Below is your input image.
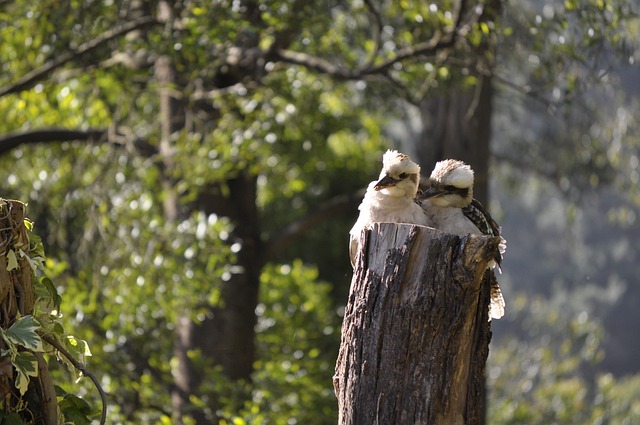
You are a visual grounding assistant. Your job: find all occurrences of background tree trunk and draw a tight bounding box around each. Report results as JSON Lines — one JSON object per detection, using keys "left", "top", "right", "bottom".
{"left": 334, "top": 223, "right": 498, "bottom": 425}
{"left": 194, "top": 174, "right": 262, "bottom": 382}
{"left": 416, "top": 75, "right": 493, "bottom": 205}
{"left": 156, "top": 0, "right": 262, "bottom": 419}
{"left": 415, "top": 0, "right": 502, "bottom": 206}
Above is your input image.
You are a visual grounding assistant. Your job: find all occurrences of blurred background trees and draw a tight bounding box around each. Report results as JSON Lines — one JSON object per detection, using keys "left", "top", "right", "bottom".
{"left": 0, "top": 0, "right": 638, "bottom": 423}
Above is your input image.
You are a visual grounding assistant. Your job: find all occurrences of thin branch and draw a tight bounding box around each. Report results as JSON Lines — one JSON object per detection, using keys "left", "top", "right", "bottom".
{"left": 0, "top": 16, "right": 160, "bottom": 98}
{"left": 272, "top": 32, "right": 453, "bottom": 80}
{"left": 271, "top": 0, "right": 478, "bottom": 80}
{"left": 492, "top": 152, "right": 569, "bottom": 196}
{"left": 490, "top": 71, "right": 570, "bottom": 112}
{"left": 39, "top": 333, "right": 107, "bottom": 425}
{"left": 362, "top": 0, "right": 383, "bottom": 71}
{"left": 263, "top": 189, "right": 365, "bottom": 263}
{"left": 191, "top": 82, "right": 249, "bottom": 101}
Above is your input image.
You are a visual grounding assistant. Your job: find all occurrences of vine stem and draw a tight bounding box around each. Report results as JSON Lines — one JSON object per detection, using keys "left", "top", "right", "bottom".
{"left": 39, "top": 332, "right": 107, "bottom": 425}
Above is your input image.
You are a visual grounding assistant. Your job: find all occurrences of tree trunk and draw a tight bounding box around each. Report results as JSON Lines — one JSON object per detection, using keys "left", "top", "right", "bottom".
{"left": 154, "top": 0, "right": 262, "bottom": 419}
{"left": 334, "top": 223, "right": 498, "bottom": 425}
{"left": 416, "top": 75, "right": 493, "bottom": 205}
{"left": 415, "top": 0, "right": 503, "bottom": 207}
{"left": 194, "top": 174, "right": 262, "bottom": 382}
{"left": 0, "top": 199, "right": 58, "bottom": 424}
{"left": 151, "top": 4, "right": 197, "bottom": 422}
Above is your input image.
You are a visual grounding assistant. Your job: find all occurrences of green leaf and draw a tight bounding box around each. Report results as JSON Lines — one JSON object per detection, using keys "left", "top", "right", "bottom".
{"left": 59, "top": 394, "right": 92, "bottom": 425}
{"left": 0, "top": 412, "right": 26, "bottom": 425}
{"left": 21, "top": 248, "right": 45, "bottom": 273}
{"left": 23, "top": 219, "right": 33, "bottom": 232}
{"left": 60, "top": 336, "right": 92, "bottom": 378}
{"left": 5, "top": 316, "right": 43, "bottom": 352}
{"left": 62, "top": 409, "right": 92, "bottom": 425}
{"left": 69, "top": 337, "right": 91, "bottom": 366}
{"left": 13, "top": 351, "right": 38, "bottom": 396}
{"left": 55, "top": 384, "right": 69, "bottom": 397}
{"left": 6, "top": 249, "right": 19, "bottom": 271}
{"left": 564, "top": 0, "right": 577, "bottom": 10}
{"left": 59, "top": 393, "right": 92, "bottom": 413}
{"left": 66, "top": 336, "right": 92, "bottom": 358}
{"left": 28, "top": 233, "right": 45, "bottom": 259}
{"left": 36, "top": 277, "right": 62, "bottom": 311}
{"left": 191, "top": 6, "right": 206, "bottom": 16}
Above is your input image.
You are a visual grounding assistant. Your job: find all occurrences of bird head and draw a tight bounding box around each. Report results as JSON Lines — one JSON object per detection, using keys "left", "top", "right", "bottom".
{"left": 420, "top": 159, "right": 474, "bottom": 208}
{"left": 373, "top": 149, "right": 421, "bottom": 198}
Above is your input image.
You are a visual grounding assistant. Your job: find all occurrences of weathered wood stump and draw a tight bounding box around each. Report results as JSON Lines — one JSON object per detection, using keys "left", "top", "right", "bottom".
{"left": 334, "top": 223, "right": 500, "bottom": 425}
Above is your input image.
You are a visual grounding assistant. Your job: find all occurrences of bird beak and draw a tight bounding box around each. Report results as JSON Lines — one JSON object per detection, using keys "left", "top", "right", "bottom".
{"left": 419, "top": 186, "right": 443, "bottom": 199}
{"left": 374, "top": 175, "right": 400, "bottom": 190}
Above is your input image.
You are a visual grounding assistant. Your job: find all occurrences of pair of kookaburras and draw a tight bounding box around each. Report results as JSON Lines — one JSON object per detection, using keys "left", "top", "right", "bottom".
{"left": 349, "top": 150, "right": 506, "bottom": 320}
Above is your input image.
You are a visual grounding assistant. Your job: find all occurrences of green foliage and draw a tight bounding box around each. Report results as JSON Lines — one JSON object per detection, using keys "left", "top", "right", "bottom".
{"left": 233, "top": 261, "right": 339, "bottom": 424}
{"left": 488, "top": 293, "right": 640, "bottom": 424}
{"left": 57, "top": 387, "right": 94, "bottom": 425}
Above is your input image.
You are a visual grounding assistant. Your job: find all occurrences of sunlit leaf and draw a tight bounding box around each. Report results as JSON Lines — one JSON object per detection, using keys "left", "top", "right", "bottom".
{"left": 6, "top": 249, "right": 19, "bottom": 271}
{"left": 66, "top": 335, "right": 92, "bottom": 359}
{"left": 13, "top": 351, "right": 38, "bottom": 396}
{"left": 5, "top": 316, "right": 43, "bottom": 352}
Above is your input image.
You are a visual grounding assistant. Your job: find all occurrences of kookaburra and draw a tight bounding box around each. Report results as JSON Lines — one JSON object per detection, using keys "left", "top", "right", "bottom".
{"left": 349, "top": 149, "right": 429, "bottom": 267}
{"left": 420, "top": 159, "right": 506, "bottom": 320}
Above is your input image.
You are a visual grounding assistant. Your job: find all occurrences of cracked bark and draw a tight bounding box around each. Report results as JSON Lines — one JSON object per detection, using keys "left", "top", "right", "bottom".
{"left": 334, "top": 223, "right": 497, "bottom": 425}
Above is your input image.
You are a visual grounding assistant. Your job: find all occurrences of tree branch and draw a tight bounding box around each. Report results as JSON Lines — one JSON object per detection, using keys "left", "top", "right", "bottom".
{"left": 272, "top": 32, "right": 455, "bottom": 80}
{"left": 0, "top": 128, "right": 158, "bottom": 157}
{"left": 271, "top": 0, "right": 476, "bottom": 80}
{"left": 263, "top": 189, "right": 365, "bottom": 263}
{"left": 0, "top": 129, "right": 106, "bottom": 155}
{"left": 0, "top": 16, "right": 160, "bottom": 98}
{"left": 39, "top": 333, "right": 107, "bottom": 425}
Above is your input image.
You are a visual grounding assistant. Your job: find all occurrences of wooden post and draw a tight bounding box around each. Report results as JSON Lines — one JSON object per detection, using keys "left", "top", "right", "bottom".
{"left": 334, "top": 223, "right": 500, "bottom": 425}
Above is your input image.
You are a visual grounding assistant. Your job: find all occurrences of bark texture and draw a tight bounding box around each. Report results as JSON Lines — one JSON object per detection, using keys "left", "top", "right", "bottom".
{"left": 334, "top": 223, "right": 498, "bottom": 425}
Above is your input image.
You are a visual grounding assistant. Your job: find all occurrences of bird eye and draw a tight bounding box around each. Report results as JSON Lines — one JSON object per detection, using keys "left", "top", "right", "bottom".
{"left": 444, "top": 185, "right": 457, "bottom": 191}
{"left": 399, "top": 172, "right": 408, "bottom": 179}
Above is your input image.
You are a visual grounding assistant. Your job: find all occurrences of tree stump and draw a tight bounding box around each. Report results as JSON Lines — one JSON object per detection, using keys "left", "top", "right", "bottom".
{"left": 334, "top": 223, "right": 500, "bottom": 425}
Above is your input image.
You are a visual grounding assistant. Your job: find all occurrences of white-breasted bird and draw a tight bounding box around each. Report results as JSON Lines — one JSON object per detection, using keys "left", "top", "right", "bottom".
{"left": 420, "top": 159, "right": 506, "bottom": 320}
{"left": 349, "top": 149, "right": 429, "bottom": 267}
